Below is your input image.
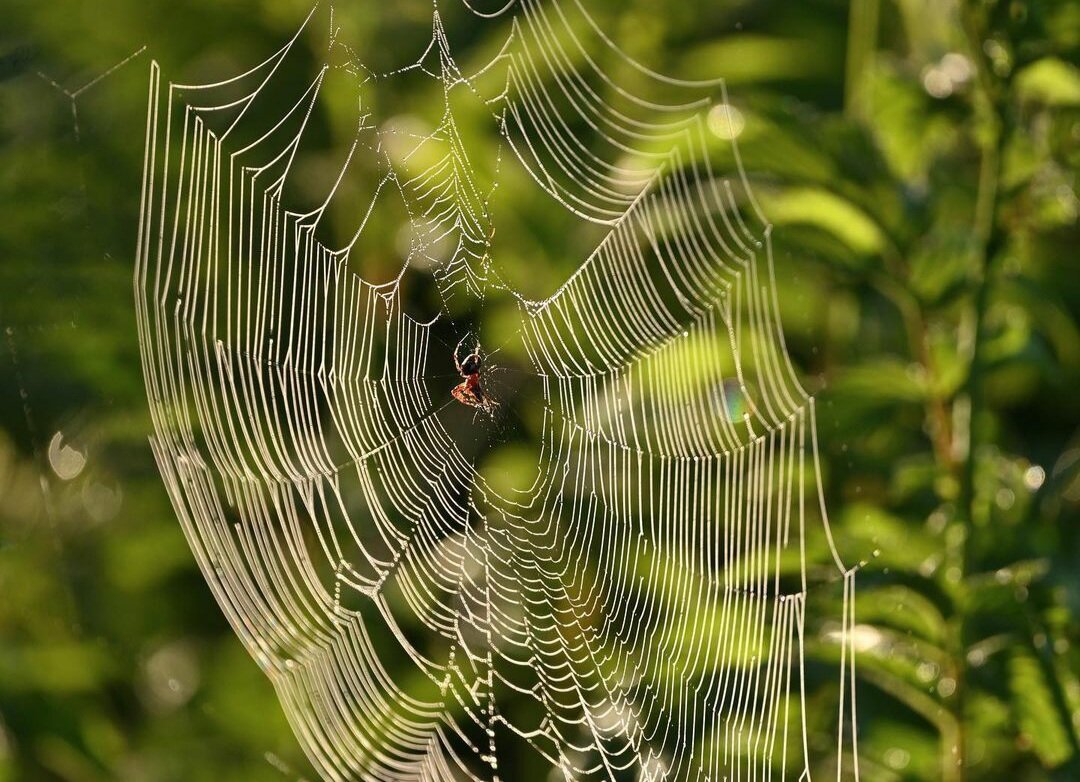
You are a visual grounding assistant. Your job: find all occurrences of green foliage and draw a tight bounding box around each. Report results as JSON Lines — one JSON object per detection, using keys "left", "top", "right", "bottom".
{"left": 0, "top": 0, "right": 1077, "bottom": 780}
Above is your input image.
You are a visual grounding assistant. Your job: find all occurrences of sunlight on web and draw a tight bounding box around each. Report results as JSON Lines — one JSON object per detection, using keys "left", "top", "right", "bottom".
{"left": 134, "top": 1, "right": 863, "bottom": 780}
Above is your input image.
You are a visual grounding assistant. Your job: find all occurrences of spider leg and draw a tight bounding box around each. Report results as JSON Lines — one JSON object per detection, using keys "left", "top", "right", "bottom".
{"left": 453, "top": 334, "right": 469, "bottom": 375}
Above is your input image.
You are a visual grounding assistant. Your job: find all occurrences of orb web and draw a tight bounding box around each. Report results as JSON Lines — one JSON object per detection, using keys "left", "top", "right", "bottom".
{"left": 134, "top": 2, "right": 863, "bottom": 780}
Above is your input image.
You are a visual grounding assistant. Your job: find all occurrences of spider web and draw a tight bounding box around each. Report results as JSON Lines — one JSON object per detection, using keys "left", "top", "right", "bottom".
{"left": 134, "top": 2, "right": 863, "bottom": 780}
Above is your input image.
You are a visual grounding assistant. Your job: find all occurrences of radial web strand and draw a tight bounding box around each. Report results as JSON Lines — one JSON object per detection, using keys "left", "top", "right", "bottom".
{"left": 134, "top": 2, "right": 863, "bottom": 780}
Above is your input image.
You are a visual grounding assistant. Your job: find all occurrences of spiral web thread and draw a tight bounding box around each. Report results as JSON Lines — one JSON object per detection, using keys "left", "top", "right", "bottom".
{"left": 134, "top": 2, "right": 862, "bottom": 780}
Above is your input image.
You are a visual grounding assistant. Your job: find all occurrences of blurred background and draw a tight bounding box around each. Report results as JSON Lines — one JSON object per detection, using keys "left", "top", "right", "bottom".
{"left": 1, "top": 0, "right": 1078, "bottom": 780}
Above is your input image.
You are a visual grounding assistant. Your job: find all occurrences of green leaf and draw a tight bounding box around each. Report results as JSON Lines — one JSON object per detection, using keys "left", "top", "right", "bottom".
{"left": 680, "top": 36, "right": 836, "bottom": 86}
{"left": 758, "top": 187, "right": 886, "bottom": 257}
{"left": 830, "top": 359, "right": 929, "bottom": 406}
{"left": 857, "top": 585, "right": 948, "bottom": 643}
{"left": 1008, "top": 647, "right": 1074, "bottom": 768}
{"left": 908, "top": 231, "right": 975, "bottom": 307}
{"left": 1015, "top": 58, "right": 1080, "bottom": 107}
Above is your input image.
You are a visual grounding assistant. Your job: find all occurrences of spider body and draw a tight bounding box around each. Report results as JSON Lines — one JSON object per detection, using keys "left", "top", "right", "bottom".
{"left": 459, "top": 352, "right": 481, "bottom": 376}
{"left": 451, "top": 373, "right": 486, "bottom": 408}
{"left": 451, "top": 336, "right": 496, "bottom": 412}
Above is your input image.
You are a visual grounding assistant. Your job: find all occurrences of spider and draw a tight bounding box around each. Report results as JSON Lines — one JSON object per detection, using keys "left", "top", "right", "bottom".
{"left": 451, "top": 335, "right": 497, "bottom": 414}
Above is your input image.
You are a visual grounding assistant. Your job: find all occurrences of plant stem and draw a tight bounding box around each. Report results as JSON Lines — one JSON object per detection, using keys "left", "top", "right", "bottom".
{"left": 948, "top": 4, "right": 1008, "bottom": 780}
{"left": 845, "top": 0, "right": 880, "bottom": 118}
